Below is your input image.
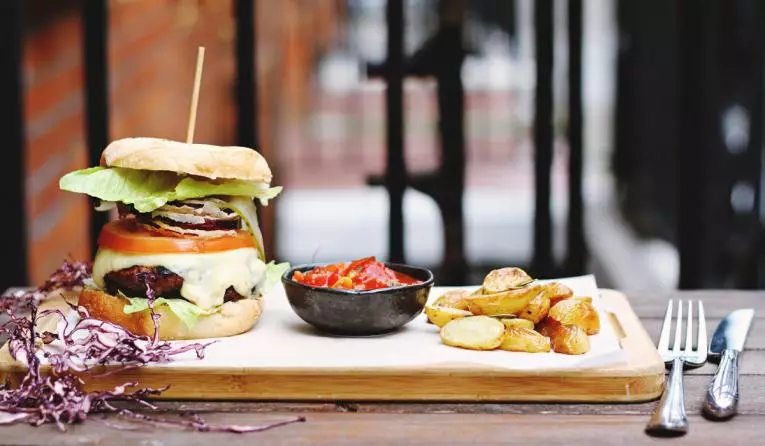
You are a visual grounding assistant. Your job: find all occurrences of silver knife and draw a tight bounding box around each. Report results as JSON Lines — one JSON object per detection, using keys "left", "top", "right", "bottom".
{"left": 702, "top": 308, "right": 754, "bottom": 419}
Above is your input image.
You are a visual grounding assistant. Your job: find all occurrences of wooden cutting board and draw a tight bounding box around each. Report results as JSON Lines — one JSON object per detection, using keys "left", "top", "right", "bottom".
{"left": 0, "top": 287, "right": 665, "bottom": 403}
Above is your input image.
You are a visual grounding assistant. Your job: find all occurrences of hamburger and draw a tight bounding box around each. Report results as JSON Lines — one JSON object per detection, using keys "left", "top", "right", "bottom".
{"left": 59, "top": 137, "right": 286, "bottom": 340}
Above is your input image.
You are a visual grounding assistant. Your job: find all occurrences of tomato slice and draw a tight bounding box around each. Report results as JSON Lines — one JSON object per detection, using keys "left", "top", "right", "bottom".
{"left": 341, "top": 256, "right": 376, "bottom": 276}
{"left": 98, "top": 219, "right": 257, "bottom": 254}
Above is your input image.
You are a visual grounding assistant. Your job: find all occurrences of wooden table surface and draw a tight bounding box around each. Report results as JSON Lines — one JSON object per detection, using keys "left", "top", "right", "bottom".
{"left": 1, "top": 290, "right": 764, "bottom": 445}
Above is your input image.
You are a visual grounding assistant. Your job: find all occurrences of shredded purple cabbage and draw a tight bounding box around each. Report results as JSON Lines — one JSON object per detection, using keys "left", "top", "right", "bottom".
{"left": 0, "top": 260, "right": 305, "bottom": 433}
{"left": 0, "top": 260, "right": 91, "bottom": 314}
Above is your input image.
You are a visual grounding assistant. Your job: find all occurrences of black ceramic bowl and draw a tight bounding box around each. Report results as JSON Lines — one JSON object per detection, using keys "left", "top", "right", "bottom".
{"left": 282, "top": 262, "right": 434, "bottom": 336}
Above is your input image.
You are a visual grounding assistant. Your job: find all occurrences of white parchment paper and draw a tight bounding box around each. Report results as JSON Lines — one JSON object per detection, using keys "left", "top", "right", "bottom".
{"left": 151, "top": 274, "right": 628, "bottom": 371}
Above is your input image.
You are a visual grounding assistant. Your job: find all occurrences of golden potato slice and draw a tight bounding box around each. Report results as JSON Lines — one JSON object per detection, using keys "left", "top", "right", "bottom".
{"left": 541, "top": 282, "right": 574, "bottom": 306}
{"left": 516, "top": 291, "right": 550, "bottom": 324}
{"left": 500, "top": 318, "right": 535, "bottom": 330}
{"left": 440, "top": 316, "right": 506, "bottom": 350}
{"left": 500, "top": 327, "right": 552, "bottom": 353}
{"left": 430, "top": 289, "right": 471, "bottom": 310}
{"left": 537, "top": 319, "right": 590, "bottom": 355}
{"left": 550, "top": 324, "right": 590, "bottom": 355}
{"left": 535, "top": 318, "right": 556, "bottom": 338}
{"left": 482, "top": 267, "right": 534, "bottom": 294}
{"left": 548, "top": 297, "right": 600, "bottom": 335}
{"left": 426, "top": 306, "right": 473, "bottom": 328}
{"left": 463, "top": 285, "right": 542, "bottom": 316}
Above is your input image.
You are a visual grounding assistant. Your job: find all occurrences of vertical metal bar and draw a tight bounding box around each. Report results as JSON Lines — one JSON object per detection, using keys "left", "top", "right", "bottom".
{"left": 82, "top": 0, "right": 110, "bottom": 250}
{"left": 435, "top": 9, "right": 467, "bottom": 284}
{"left": 235, "top": 0, "right": 274, "bottom": 257}
{"left": 566, "top": 0, "right": 585, "bottom": 274}
{"left": 676, "top": 0, "right": 715, "bottom": 289}
{"left": 0, "top": 0, "right": 27, "bottom": 289}
{"left": 436, "top": 67, "right": 467, "bottom": 283}
{"left": 710, "top": 0, "right": 764, "bottom": 288}
{"left": 532, "top": 0, "right": 554, "bottom": 276}
{"left": 754, "top": 63, "right": 765, "bottom": 289}
{"left": 235, "top": 0, "right": 257, "bottom": 150}
{"left": 386, "top": 0, "right": 406, "bottom": 263}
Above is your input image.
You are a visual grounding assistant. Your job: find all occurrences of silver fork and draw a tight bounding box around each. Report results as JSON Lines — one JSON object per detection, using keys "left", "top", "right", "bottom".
{"left": 645, "top": 299, "right": 708, "bottom": 436}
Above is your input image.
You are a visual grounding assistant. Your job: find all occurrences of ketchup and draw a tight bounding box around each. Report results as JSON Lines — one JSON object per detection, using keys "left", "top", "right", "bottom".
{"left": 292, "top": 256, "right": 422, "bottom": 291}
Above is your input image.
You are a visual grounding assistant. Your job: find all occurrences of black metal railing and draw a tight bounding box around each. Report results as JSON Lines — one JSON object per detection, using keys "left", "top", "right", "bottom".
{"left": 566, "top": 0, "right": 585, "bottom": 276}
{"left": 615, "top": 0, "right": 765, "bottom": 289}
{"left": 368, "top": 0, "right": 585, "bottom": 283}
{"left": 11, "top": 0, "right": 764, "bottom": 289}
{"left": 531, "top": 0, "right": 555, "bottom": 278}
{"left": 0, "top": 0, "right": 27, "bottom": 292}
{"left": 83, "top": 0, "right": 110, "bottom": 251}
{"left": 235, "top": 0, "right": 258, "bottom": 150}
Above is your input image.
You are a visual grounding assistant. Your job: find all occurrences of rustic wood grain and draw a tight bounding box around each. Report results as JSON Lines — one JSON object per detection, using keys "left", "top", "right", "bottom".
{"left": 623, "top": 290, "right": 765, "bottom": 318}
{"left": 143, "top": 373, "right": 765, "bottom": 416}
{"left": 641, "top": 316, "right": 765, "bottom": 351}
{"left": 0, "top": 413, "right": 762, "bottom": 445}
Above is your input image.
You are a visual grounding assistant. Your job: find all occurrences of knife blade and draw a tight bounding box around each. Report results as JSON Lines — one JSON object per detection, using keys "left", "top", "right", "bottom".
{"left": 702, "top": 308, "right": 754, "bottom": 419}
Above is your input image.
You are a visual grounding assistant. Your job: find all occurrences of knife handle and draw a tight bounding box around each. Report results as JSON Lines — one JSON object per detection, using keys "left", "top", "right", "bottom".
{"left": 703, "top": 348, "right": 740, "bottom": 419}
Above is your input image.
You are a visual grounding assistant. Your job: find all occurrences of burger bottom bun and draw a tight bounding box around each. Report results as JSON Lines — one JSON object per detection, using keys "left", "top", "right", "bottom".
{"left": 78, "top": 287, "right": 262, "bottom": 340}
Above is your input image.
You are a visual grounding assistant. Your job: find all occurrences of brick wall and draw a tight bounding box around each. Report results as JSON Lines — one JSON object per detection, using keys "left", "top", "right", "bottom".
{"left": 24, "top": 9, "right": 90, "bottom": 285}
{"left": 108, "top": 0, "right": 238, "bottom": 144}
{"left": 22, "top": 0, "right": 342, "bottom": 285}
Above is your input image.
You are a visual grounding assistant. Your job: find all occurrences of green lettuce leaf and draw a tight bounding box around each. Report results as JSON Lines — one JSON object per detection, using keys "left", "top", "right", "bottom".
{"left": 60, "top": 167, "right": 177, "bottom": 212}
{"left": 59, "top": 166, "right": 282, "bottom": 213}
{"left": 220, "top": 196, "right": 265, "bottom": 258}
{"left": 175, "top": 178, "right": 282, "bottom": 206}
{"left": 263, "top": 261, "right": 291, "bottom": 292}
{"left": 123, "top": 297, "right": 212, "bottom": 329}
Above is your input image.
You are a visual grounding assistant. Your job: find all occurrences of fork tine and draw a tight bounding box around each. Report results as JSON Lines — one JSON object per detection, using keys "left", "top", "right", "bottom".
{"left": 684, "top": 300, "right": 694, "bottom": 352}
{"left": 672, "top": 299, "right": 683, "bottom": 353}
{"left": 697, "top": 300, "right": 707, "bottom": 358}
{"left": 657, "top": 299, "right": 673, "bottom": 352}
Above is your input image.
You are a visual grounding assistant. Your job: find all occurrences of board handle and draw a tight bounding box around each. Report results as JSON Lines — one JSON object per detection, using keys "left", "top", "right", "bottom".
{"left": 598, "top": 289, "right": 665, "bottom": 375}
{"left": 607, "top": 311, "right": 627, "bottom": 343}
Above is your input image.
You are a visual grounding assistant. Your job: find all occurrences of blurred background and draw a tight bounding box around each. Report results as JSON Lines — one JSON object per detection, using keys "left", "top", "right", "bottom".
{"left": 2, "top": 0, "right": 764, "bottom": 293}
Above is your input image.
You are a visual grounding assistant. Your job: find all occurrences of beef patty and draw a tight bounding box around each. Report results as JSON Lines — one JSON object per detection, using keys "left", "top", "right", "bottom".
{"left": 103, "top": 265, "right": 245, "bottom": 302}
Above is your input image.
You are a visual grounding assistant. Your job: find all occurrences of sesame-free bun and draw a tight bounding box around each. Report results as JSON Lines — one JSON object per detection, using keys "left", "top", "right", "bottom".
{"left": 101, "top": 137, "right": 272, "bottom": 183}
{"left": 78, "top": 287, "right": 263, "bottom": 340}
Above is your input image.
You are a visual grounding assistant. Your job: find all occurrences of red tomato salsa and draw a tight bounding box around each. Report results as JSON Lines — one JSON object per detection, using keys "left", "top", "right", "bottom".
{"left": 292, "top": 256, "right": 422, "bottom": 291}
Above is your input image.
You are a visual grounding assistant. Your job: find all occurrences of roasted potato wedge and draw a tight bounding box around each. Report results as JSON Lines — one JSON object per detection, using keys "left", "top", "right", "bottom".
{"left": 517, "top": 291, "right": 550, "bottom": 324}
{"left": 537, "top": 319, "right": 590, "bottom": 355}
{"left": 463, "top": 284, "right": 542, "bottom": 316}
{"left": 440, "top": 316, "right": 506, "bottom": 350}
{"left": 481, "top": 267, "right": 533, "bottom": 294}
{"left": 551, "top": 324, "right": 590, "bottom": 355}
{"left": 426, "top": 306, "right": 473, "bottom": 328}
{"left": 541, "top": 282, "right": 574, "bottom": 306}
{"left": 548, "top": 297, "right": 600, "bottom": 335}
{"left": 500, "top": 327, "right": 551, "bottom": 353}
{"left": 535, "top": 318, "right": 556, "bottom": 338}
{"left": 430, "top": 289, "right": 471, "bottom": 310}
{"left": 500, "top": 318, "right": 535, "bottom": 330}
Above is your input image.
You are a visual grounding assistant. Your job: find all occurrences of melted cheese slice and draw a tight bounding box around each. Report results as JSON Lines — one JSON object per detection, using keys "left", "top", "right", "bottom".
{"left": 92, "top": 248, "right": 267, "bottom": 310}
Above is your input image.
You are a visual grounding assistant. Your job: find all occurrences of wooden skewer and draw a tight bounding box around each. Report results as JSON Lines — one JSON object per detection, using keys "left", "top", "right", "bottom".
{"left": 186, "top": 46, "right": 206, "bottom": 144}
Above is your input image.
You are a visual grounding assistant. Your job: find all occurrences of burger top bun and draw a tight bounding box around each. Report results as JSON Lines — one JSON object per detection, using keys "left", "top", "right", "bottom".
{"left": 100, "top": 137, "right": 272, "bottom": 183}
